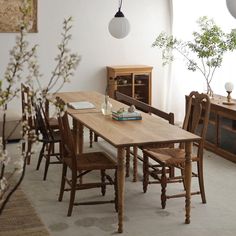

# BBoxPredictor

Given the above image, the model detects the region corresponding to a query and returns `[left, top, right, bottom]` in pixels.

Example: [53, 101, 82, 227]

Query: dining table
[56, 90, 201, 233]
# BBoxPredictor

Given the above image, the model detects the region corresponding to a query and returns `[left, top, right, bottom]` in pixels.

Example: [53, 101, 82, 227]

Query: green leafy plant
[152, 16, 236, 96]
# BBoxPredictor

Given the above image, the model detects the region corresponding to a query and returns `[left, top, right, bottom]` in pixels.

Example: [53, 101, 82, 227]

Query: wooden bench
[115, 91, 175, 181]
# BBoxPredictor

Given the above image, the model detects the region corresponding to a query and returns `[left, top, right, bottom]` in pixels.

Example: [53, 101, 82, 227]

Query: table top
[71, 111, 200, 148]
[58, 91, 200, 147]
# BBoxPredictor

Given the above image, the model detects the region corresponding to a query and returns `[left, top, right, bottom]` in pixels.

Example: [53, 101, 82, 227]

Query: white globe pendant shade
[226, 0, 236, 19]
[108, 16, 130, 39]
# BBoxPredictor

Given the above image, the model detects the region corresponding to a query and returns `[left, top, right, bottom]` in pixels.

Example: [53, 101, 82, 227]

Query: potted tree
[152, 16, 236, 97]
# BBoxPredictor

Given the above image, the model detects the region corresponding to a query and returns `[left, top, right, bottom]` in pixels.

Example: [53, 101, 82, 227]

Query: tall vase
[101, 95, 113, 115]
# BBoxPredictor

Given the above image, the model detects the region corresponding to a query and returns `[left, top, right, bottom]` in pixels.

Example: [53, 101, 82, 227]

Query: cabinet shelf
[134, 96, 145, 100]
[117, 84, 132, 87]
[107, 65, 152, 105]
[134, 84, 146, 86]
[208, 120, 216, 125]
[221, 124, 236, 133]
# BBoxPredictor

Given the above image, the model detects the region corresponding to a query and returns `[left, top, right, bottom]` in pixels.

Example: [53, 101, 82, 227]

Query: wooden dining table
[56, 91, 201, 233]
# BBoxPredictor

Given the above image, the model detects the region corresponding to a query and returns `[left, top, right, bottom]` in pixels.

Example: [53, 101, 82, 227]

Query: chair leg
[89, 130, 93, 148]
[59, 163, 67, 202]
[197, 160, 206, 203]
[114, 170, 118, 212]
[36, 143, 45, 170]
[79, 171, 83, 184]
[94, 133, 98, 142]
[143, 153, 149, 193]
[22, 140, 26, 154]
[181, 165, 187, 191]
[67, 173, 77, 216]
[101, 170, 106, 196]
[26, 140, 32, 165]
[169, 166, 175, 178]
[133, 146, 138, 182]
[125, 147, 130, 178]
[59, 141, 62, 162]
[43, 143, 53, 181]
[161, 166, 167, 209]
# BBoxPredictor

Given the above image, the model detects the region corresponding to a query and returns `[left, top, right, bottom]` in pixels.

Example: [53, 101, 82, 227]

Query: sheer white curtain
[166, 0, 236, 123]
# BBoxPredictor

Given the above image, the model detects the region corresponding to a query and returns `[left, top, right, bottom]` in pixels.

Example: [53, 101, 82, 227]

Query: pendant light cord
[119, 0, 123, 11]
[115, 0, 124, 17]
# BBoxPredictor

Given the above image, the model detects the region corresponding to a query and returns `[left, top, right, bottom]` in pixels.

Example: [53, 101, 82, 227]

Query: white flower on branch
[0, 177, 8, 192]
[14, 157, 24, 174]
[0, 139, 10, 165]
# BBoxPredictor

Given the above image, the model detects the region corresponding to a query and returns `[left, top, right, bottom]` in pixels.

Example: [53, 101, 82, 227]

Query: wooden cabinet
[196, 94, 236, 163]
[107, 65, 152, 105]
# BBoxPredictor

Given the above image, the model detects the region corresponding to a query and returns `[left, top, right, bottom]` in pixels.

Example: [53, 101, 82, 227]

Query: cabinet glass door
[134, 74, 149, 103]
[219, 116, 236, 154]
[116, 75, 132, 97]
[205, 111, 217, 144]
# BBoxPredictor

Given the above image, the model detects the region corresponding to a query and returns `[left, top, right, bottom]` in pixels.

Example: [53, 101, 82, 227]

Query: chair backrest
[56, 98, 77, 170]
[21, 83, 35, 133]
[115, 91, 174, 125]
[183, 91, 211, 153]
[34, 102, 54, 141]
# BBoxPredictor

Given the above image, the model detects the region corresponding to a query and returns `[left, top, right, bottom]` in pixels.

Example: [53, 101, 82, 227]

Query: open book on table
[68, 101, 95, 110]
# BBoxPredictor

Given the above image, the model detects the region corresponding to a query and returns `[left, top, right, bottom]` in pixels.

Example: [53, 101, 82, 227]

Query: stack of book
[112, 111, 142, 121]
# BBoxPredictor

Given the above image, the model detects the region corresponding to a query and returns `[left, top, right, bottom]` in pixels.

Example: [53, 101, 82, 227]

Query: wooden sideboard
[202, 94, 236, 163]
[107, 65, 152, 105]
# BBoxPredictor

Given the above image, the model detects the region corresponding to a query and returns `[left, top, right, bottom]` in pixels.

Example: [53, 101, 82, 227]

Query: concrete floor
[8, 131, 236, 236]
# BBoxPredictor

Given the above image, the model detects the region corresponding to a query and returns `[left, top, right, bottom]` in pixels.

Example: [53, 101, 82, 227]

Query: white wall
[0, 0, 171, 112]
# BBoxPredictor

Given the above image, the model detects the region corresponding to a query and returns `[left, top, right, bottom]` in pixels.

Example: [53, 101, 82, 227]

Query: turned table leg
[117, 147, 125, 233]
[78, 122, 84, 154]
[133, 146, 138, 182]
[184, 141, 192, 224]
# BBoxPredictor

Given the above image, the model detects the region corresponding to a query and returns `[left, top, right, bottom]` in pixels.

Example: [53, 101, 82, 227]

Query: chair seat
[39, 130, 61, 143]
[64, 152, 117, 171]
[143, 147, 198, 166]
[49, 117, 59, 129]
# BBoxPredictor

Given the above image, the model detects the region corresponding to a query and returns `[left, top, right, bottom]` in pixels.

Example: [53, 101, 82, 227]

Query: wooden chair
[21, 84, 60, 165]
[142, 91, 211, 209]
[35, 102, 62, 180]
[115, 91, 175, 182]
[57, 100, 118, 216]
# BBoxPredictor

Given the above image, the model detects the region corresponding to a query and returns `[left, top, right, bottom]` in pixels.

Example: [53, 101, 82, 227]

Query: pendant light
[226, 0, 236, 19]
[108, 0, 130, 39]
